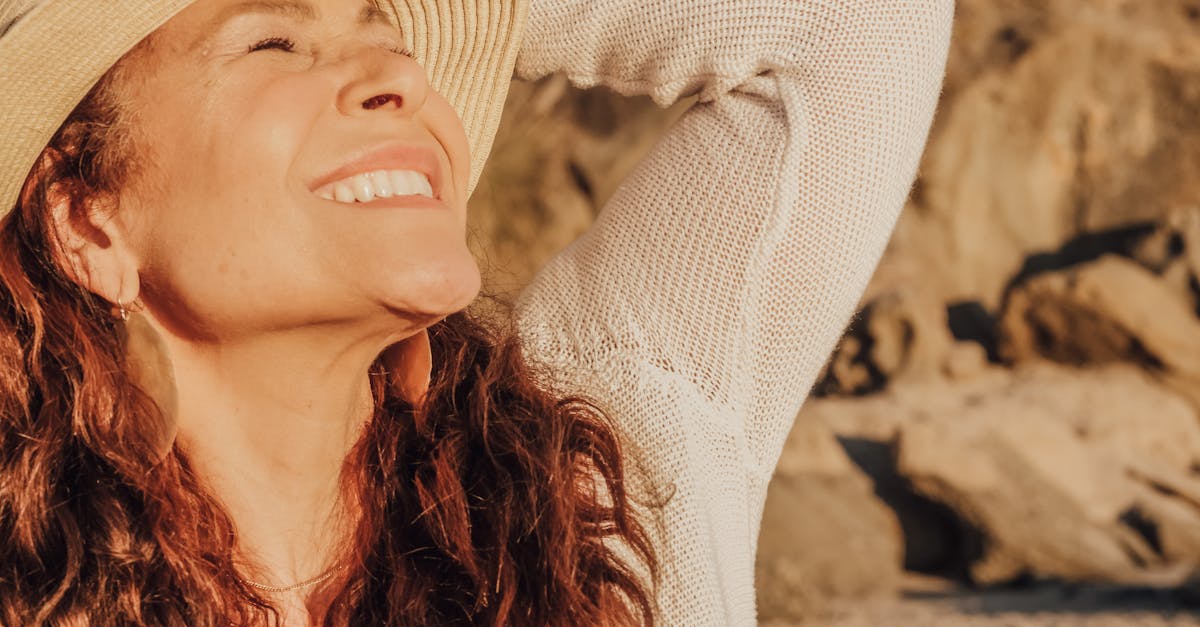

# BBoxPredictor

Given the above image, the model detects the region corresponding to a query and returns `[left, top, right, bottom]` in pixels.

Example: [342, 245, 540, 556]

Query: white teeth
[370, 171, 394, 198]
[333, 183, 356, 203]
[389, 170, 413, 196]
[317, 169, 435, 204]
[351, 173, 374, 202]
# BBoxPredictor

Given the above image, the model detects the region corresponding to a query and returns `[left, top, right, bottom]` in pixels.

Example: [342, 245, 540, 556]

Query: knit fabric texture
[511, 0, 955, 624]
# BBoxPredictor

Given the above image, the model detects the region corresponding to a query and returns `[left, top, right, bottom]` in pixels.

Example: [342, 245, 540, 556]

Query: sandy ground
[765, 576, 1200, 627]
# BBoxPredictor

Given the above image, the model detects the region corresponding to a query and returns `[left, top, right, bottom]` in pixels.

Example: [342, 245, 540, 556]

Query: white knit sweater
[512, 0, 955, 623]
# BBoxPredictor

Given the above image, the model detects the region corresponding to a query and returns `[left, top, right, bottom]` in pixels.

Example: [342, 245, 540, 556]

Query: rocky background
[467, 0, 1200, 624]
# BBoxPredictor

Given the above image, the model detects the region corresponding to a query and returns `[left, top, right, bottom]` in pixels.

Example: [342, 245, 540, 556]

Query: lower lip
[319, 194, 448, 210]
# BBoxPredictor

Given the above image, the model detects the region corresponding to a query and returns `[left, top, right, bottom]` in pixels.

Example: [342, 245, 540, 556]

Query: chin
[382, 258, 482, 321]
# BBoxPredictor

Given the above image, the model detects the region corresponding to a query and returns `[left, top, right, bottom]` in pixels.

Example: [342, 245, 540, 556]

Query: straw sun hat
[0, 0, 529, 217]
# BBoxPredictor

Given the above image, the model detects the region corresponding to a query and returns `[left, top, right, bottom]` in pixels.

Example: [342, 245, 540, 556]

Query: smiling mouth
[315, 169, 436, 204]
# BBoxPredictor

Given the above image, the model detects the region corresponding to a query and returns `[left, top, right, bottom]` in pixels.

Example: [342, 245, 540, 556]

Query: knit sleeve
[512, 0, 953, 483]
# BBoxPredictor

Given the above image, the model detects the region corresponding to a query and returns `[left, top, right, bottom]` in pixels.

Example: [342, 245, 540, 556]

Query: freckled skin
[74, 3, 483, 620]
[114, 0, 479, 342]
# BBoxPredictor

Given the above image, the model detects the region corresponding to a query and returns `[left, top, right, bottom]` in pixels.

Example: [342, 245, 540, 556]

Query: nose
[335, 44, 428, 118]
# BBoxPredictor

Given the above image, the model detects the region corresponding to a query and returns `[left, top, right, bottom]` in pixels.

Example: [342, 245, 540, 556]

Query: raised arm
[515, 0, 953, 474]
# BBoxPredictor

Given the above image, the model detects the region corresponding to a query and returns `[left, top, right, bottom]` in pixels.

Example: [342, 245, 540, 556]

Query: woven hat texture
[0, 0, 528, 217]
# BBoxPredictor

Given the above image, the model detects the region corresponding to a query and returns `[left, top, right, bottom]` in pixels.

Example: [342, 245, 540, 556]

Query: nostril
[362, 94, 401, 110]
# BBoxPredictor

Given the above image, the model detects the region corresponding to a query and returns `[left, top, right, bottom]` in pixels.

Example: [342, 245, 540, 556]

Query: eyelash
[248, 36, 296, 53]
[246, 36, 415, 58]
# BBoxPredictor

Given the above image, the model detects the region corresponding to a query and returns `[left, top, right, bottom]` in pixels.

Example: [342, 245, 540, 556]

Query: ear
[45, 181, 141, 307]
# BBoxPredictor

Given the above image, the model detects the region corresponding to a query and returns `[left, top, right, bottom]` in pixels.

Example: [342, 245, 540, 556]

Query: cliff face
[470, 0, 1200, 622]
[886, 0, 1200, 310]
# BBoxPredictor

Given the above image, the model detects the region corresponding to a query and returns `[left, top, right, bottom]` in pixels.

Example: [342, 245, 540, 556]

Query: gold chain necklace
[239, 565, 347, 594]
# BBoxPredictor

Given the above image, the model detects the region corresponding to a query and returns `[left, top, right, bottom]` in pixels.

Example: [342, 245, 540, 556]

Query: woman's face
[113, 0, 479, 339]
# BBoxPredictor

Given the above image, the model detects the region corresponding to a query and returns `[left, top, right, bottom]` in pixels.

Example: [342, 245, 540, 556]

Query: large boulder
[999, 254, 1200, 372]
[755, 419, 905, 622]
[810, 363, 1200, 586]
[816, 285, 986, 396]
[999, 253, 1200, 411]
[873, 0, 1200, 311]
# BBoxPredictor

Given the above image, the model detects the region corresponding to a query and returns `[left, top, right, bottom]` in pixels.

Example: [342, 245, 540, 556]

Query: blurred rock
[998, 254, 1200, 418]
[815, 286, 962, 396]
[804, 393, 992, 577]
[944, 341, 990, 380]
[877, 0, 1200, 311]
[1130, 206, 1200, 309]
[876, 363, 1200, 585]
[756, 420, 905, 622]
[999, 254, 1200, 372]
[1135, 486, 1200, 564]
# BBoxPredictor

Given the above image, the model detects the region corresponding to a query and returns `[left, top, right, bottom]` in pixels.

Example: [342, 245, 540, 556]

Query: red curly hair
[0, 30, 657, 626]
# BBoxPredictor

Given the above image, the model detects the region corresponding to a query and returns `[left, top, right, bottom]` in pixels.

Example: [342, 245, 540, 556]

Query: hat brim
[0, 0, 527, 216]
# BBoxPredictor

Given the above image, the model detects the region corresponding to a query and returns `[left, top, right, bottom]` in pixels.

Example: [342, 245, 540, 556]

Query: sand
[765, 577, 1200, 627]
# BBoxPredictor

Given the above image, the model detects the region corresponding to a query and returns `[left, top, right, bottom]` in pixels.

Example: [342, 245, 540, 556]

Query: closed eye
[382, 43, 416, 58]
[248, 36, 295, 53]
[247, 37, 412, 59]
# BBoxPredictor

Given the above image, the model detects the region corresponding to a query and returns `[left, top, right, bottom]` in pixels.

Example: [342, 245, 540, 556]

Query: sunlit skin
[49, 0, 478, 621]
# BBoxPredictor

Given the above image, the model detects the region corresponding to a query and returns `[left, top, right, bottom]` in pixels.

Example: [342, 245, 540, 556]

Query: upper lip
[307, 142, 446, 201]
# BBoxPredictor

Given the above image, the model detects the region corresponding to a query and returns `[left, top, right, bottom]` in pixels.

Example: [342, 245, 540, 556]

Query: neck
[166, 325, 390, 588]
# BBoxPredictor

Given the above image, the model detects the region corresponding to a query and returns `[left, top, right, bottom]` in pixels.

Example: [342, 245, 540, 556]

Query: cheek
[121, 65, 481, 330]
[123, 83, 328, 324]
[158, 74, 319, 254]
[424, 91, 472, 203]
[208, 74, 318, 193]
[134, 194, 326, 329]
[127, 68, 313, 231]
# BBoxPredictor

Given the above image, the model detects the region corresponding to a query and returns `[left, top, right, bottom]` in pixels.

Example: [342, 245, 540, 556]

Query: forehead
[118, 0, 400, 66]
[153, 0, 396, 48]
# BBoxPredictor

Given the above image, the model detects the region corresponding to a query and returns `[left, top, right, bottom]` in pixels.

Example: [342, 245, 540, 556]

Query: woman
[0, 0, 953, 624]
